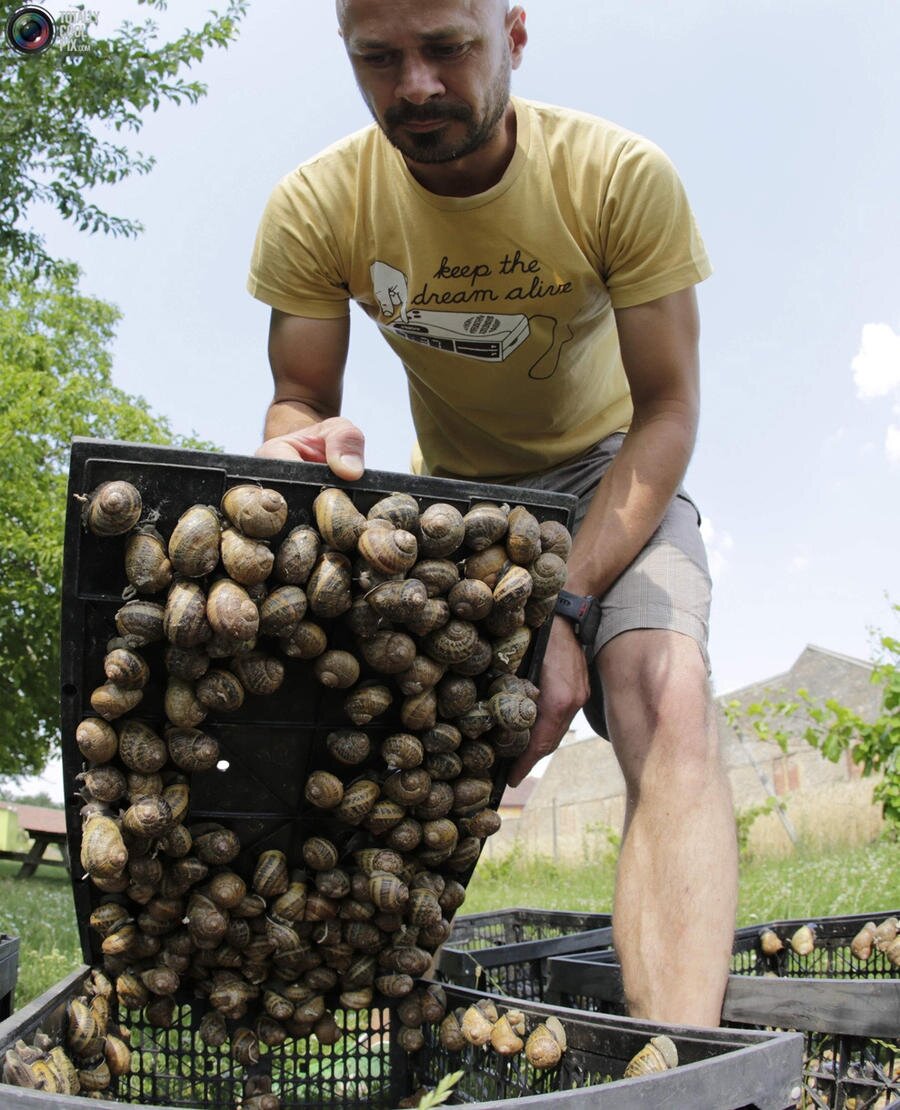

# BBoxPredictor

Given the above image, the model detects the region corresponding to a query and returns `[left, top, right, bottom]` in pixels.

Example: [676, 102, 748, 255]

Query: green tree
[0, 266, 214, 779]
[1, 0, 247, 276]
[725, 608, 900, 827]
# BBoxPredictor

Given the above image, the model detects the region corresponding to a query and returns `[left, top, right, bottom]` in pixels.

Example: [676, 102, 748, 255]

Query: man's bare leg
[600, 628, 737, 1027]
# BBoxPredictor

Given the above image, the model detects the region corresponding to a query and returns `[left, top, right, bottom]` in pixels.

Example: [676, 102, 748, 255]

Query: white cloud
[887, 425, 900, 466]
[790, 555, 810, 574]
[700, 517, 734, 582]
[852, 323, 900, 399]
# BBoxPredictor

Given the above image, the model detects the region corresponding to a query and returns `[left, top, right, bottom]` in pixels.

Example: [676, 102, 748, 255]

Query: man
[249, 0, 737, 1027]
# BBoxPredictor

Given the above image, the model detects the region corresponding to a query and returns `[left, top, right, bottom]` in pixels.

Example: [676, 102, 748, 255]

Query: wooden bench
[0, 804, 69, 878]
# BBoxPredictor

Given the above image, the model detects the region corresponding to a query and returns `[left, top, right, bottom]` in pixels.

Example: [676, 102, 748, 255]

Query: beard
[373, 63, 511, 165]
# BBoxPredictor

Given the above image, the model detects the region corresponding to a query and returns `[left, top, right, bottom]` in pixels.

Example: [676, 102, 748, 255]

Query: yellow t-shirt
[247, 97, 712, 481]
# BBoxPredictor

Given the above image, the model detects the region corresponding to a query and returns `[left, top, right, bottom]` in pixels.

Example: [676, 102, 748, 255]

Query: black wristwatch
[554, 589, 601, 649]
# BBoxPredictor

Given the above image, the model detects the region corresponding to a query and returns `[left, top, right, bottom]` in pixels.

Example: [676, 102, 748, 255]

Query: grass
[0, 836, 898, 1010]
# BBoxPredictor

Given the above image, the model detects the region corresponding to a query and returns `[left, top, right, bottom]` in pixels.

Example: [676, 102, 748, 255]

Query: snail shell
[354, 848, 405, 875]
[493, 564, 533, 611]
[425, 752, 463, 781]
[231, 651, 285, 696]
[302, 837, 339, 871]
[436, 675, 478, 718]
[83, 480, 143, 537]
[381, 732, 424, 770]
[345, 595, 383, 640]
[326, 729, 371, 765]
[335, 779, 380, 825]
[459, 739, 495, 774]
[272, 878, 309, 922]
[164, 676, 207, 728]
[385, 817, 423, 853]
[259, 584, 307, 637]
[367, 492, 420, 530]
[489, 691, 538, 732]
[399, 689, 438, 732]
[221, 484, 288, 539]
[446, 836, 482, 872]
[411, 558, 460, 597]
[344, 684, 392, 726]
[529, 551, 568, 599]
[873, 917, 898, 950]
[76, 717, 118, 763]
[455, 700, 494, 739]
[122, 795, 174, 838]
[168, 504, 221, 578]
[423, 619, 478, 664]
[124, 526, 172, 594]
[505, 505, 542, 565]
[491, 727, 531, 758]
[461, 1003, 494, 1047]
[790, 924, 816, 956]
[382, 945, 431, 977]
[376, 973, 415, 999]
[220, 527, 274, 586]
[280, 620, 327, 659]
[314, 487, 366, 551]
[78, 763, 127, 808]
[195, 668, 245, 712]
[463, 502, 509, 552]
[366, 577, 428, 622]
[315, 868, 351, 900]
[231, 1027, 260, 1066]
[439, 1010, 466, 1051]
[313, 649, 360, 689]
[164, 579, 211, 648]
[89, 682, 142, 721]
[447, 578, 493, 621]
[103, 647, 149, 689]
[418, 503, 466, 557]
[78, 1058, 112, 1093]
[438, 878, 467, 915]
[141, 966, 180, 996]
[104, 1035, 132, 1078]
[850, 921, 877, 960]
[405, 597, 451, 637]
[193, 825, 241, 865]
[524, 594, 557, 628]
[362, 799, 406, 834]
[369, 871, 409, 912]
[80, 812, 128, 879]
[198, 1009, 228, 1047]
[758, 928, 783, 957]
[305, 770, 345, 810]
[90, 902, 131, 937]
[207, 870, 247, 910]
[274, 525, 321, 584]
[358, 523, 418, 575]
[118, 721, 167, 773]
[253, 849, 290, 896]
[540, 519, 573, 559]
[306, 551, 353, 618]
[339, 988, 374, 1011]
[206, 578, 260, 642]
[114, 599, 165, 646]
[421, 723, 462, 755]
[491, 1013, 525, 1056]
[256, 1015, 288, 1049]
[360, 630, 418, 674]
[623, 1033, 677, 1077]
[422, 818, 458, 854]
[491, 626, 531, 674]
[463, 543, 507, 589]
[383, 768, 433, 807]
[160, 823, 192, 858]
[461, 808, 502, 839]
[163, 644, 210, 681]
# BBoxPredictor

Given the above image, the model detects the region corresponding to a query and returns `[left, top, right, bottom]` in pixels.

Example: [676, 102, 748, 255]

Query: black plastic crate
[0, 969, 804, 1108]
[545, 910, 900, 1110]
[436, 909, 613, 999]
[61, 438, 576, 968]
[0, 934, 19, 1021]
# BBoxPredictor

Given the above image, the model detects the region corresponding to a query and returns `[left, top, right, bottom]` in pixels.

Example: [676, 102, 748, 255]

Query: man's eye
[428, 43, 468, 59]
[361, 53, 394, 67]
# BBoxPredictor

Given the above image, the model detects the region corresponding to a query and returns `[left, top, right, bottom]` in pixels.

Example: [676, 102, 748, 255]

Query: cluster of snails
[1, 970, 130, 1097]
[758, 916, 900, 966]
[437, 998, 568, 1069]
[68, 476, 572, 1077]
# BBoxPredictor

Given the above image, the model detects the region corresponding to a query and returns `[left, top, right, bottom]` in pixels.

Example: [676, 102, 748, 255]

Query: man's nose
[395, 54, 445, 103]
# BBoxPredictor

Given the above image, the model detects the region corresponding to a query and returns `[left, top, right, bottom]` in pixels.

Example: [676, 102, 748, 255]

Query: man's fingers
[256, 418, 365, 479]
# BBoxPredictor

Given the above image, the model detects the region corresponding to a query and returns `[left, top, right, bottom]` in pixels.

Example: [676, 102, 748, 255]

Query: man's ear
[508, 6, 527, 70]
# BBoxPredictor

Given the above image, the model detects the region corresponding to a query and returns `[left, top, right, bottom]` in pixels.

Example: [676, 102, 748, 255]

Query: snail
[114, 598, 165, 646]
[463, 502, 509, 551]
[124, 525, 172, 594]
[344, 683, 392, 726]
[220, 526, 274, 586]
[81, 480, 143, 537]
[623, 1033, 678, 1077]
[258, 584, 307, 637]
[314, 487, 366, 550]
[525, 1016, 568, 1070]
[274, 525, 321, 584]
[540, 518, 573, 559]
[505, 505, 542, 564]
[326, 728, 371, 765]
[358, 522, 418, 575]
[367, 491, 420, 530]
[206, 578, 260, 642]
[313, 649, 360, 689]
[221, 484, 288, 539]
[412, 558, 460, 597]
[418, 503, 465, 557]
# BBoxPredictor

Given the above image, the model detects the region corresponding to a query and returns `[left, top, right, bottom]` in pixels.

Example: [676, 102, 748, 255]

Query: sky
[9, 0, 900, 798]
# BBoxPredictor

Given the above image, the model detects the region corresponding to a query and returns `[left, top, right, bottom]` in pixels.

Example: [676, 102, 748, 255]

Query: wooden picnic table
[0, 804, 69, 878]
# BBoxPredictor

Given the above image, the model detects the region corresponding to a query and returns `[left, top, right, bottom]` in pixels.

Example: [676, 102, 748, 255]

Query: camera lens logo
[6, 6, 55, 54]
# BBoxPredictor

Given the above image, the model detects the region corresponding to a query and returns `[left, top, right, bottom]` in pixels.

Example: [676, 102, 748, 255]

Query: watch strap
[554, 589, 601, 648]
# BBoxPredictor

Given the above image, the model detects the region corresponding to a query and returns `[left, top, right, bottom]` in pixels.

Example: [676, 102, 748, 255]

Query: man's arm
[257, 308, 366, 480]
[507, 285, 702, 785]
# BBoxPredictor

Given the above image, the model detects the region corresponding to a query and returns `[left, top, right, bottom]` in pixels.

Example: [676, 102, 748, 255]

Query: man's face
[339, 0, 525, 165]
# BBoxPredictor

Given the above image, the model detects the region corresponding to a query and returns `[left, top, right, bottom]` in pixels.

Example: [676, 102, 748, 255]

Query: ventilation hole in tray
[62, 683, 78, 697]
[216, 759, 230, 771]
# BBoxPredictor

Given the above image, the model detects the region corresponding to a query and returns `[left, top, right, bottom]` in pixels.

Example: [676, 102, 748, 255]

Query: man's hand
[256, 416, 366, 481]
[507, 619, 591, 787]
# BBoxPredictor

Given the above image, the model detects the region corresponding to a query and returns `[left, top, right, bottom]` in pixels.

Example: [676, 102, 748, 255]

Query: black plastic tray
[0, 934, 18, 1022]
[61, 438, 577, 971]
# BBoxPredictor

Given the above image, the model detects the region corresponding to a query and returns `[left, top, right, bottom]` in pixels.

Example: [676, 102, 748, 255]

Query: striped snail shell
[384, 817, 423, 853]
[274, 525, 321, 585]
[482, 605, 525, 638]
[305, 770, 345, 810]
[231, 651, 285, 696]
[360, 630, 418, 674]
[344, 684, 392, 727]
[121, 795, 174, 838]
[103, 647, 149, 689]
[83, 480, 143, 537]
[367, 492, 420, 531]
[221, 484, 288, 539]
[89, 682, 142, 721]
[423, 619, 478, 664]
[345, 595, 383, 640]
[326, 728, 371, 765]
[383, 768, 432, 806]
[193, 825, 241, 865]
[369, 871, 409, 912]
[397, 655, 446, 696]
[253, 849, 290, 896]
[463, 543, 507, 589]
[529, 551, 568, 599]
[524, 593, 557, 628]
[343, 954, 378, 990]
[450, 636, 492, 678]
[463, 502, 509, 551]
[414, 781, 455, 821]
[164, 643, 210, 681]
[362, 799, 407, 834]
[381, 732, 424, 770]
[313, 649, 360, 689]
[114, 598, 165, 646]
[425, 752, 464, 781]
[124, 526, 172, 594]
[231, 1027, 260, 1066]
[259, 584, 307, 637]
[539, 519, 573, 559]
[461, 808, 502, 839]
[404, 597, 451, 636]
[306, 551, 353, 618]
[257, 1015, 289, 1048]
[76, 716, 118, 763]
[459, 739, 495, 773]
[505, 505, 542, 565]
[164, 676, 207, 728]
[376, 973, 415, 999]
[358, 522, 418, 575]
[168, 504, 221, 578]
[623, 1034, 676, 1077]
[335, 779, 381, 824]
[421, 722, 462, 754]
[408, 889, 443, 927]
[446, 836, 483, 872]
[417, 503, 465, 557]
[339, 988, 374, 1011]
[438, 878, 467, 915]
[271, 877, 309, 922]
[314, 487, 366, 551]
[118, 720, 167, 773]
[422, 818, 458, 855]
[78, 765, 127, 804]
[80, 812, 128, 879]
[162, 780, 190, 825]
[365, 577, 428, 621]
[206, 578, 260, 642]
[493, 564, 534, 612]
[491, 626, 532, 674]
[411, 558, 460, 597]
[195, 668, 245, 713]
[140, 966, 180, 997]
[302, 836, 339, 872]
[198, 1009, 228, 1047]
[207, 870, 247, 910]
[447, 578, 493, 621]
[436, 675, 478, 718]
[164, 579, 212, 648]
[220, 526, 274, 586]
[354, 848, 405, 875]
[399, 689, 438, 732]
[489, 691, 538, 731]
[315, 868, 351, 900]
[90, 902, 131, 938]
[280, 619, 327, 659]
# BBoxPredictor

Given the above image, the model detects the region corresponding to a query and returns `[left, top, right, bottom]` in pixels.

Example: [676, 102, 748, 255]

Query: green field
[1, 834, 897, 1010]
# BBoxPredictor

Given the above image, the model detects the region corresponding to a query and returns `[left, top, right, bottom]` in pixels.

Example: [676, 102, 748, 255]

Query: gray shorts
[508, 433, 712, 733]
